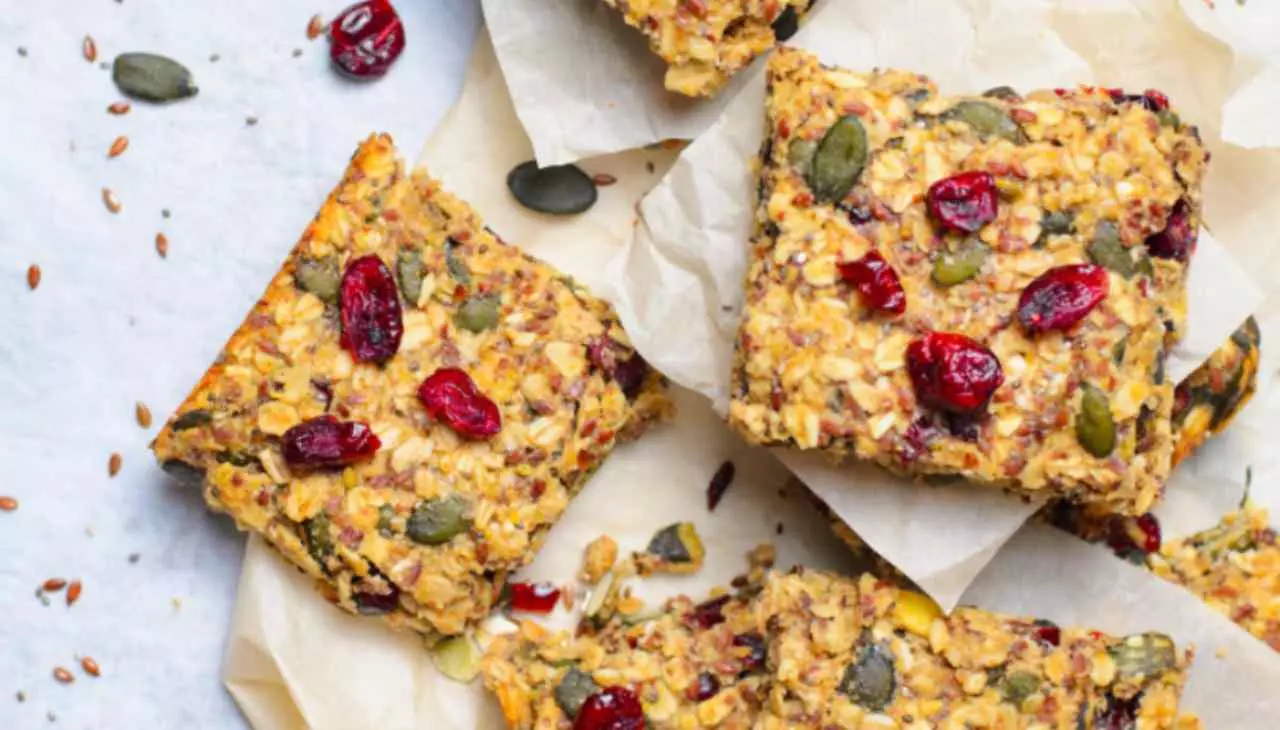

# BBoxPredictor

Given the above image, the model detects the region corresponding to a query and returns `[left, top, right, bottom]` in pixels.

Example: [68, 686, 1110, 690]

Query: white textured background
[0, 1, 481, 727]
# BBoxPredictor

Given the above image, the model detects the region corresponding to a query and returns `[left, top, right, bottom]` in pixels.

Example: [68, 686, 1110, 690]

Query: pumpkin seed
[1156, 109, 1181, 128]
[1109, 633, 1177, 682]
[584, 571, 621, 626]
[376, 504, 396, 536]
[1112, 339, 1127, 366]
[1231, 316, 1260, 350]
[1035, 210, 1075, 247]
[507, 161, 598, 215]
[808, 115, 868, 204]
[112, 52, 198, 102]
[939, 101, 1024, 143]
[982, 85, 1022, 102]
[160, 459, 204, 488]
[303, 514, 334, 568]
[932, 239, 988, 286]
[554, 668, 599, 718]
[770, 5, 800, 41]
[407, 495, 470, 545]
[1087, 222, 1141, 279]
[171, 409, 213, 431]
[444, 238, 472, 285]
[431, 635, 482, 683]
[455, 296, 500, 333]
[838, 644, 896, 711]
[1188, 516, 1256, 558]
[395, 249, 424, 305]
[646, 522, 706, 567]
[214, 451, 255, 467]
[787, 139, 818, 176]
[1000, 671, 1041, 705]
[1075, 384, 1116, 457]
[295, 256, 340, 304]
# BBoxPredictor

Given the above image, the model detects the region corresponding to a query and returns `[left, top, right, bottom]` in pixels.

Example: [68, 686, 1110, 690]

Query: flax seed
[108, 452, 122, 477]
[0, 496, 17, 511]
[307, 14, 326, 40]
[82, 35, 97, 63]
[135, 402, 152, 428]
[43, 578, 67, 592]
[80, 657, 100, 677]
[66, 580, 82, 606]
[52, 667, 73, 684]
[591, 173, 618, 187]
[107, 136, 128, 158]
[155, 232, 169, 258]
[107, 101, 131, 115]
[102, 188, 121, 214]
[27, 264, 40, 290]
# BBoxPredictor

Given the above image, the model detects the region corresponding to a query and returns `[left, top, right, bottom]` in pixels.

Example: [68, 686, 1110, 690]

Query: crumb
[128, 552, 140, 564]
[47, 711, 56, 723]
[245, 116, 259, 126]
[1215, 646, 1229, 659]
[209, 53, 220, 63]
[292, 48, 303, 58]
[560, 585, 576, 611]
[16, 691, 25, 702]
[645, 161, 655, 174]
[161, 209, 171, 219]
[17, 47, 27, 57]
[775, 521, 784, 535]
[171, 597, 182, 611]
[580, 535, 618, 585]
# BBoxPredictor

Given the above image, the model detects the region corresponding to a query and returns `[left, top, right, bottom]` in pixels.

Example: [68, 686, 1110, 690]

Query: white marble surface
[0, 1, 480, 727]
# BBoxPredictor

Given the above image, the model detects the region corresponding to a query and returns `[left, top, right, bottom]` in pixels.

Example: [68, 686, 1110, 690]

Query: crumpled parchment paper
[604, 0, 1269, 609]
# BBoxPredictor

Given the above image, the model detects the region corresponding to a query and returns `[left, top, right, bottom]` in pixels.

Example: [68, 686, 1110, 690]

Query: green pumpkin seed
[161, 459, 204, 488]
[1000, 671, 1041, 705]
[431, 635, 482, 683]
[112, 52, 198, 102]
[808, 115, 869, 204]
[837, 644, 896, 711]
[932, 239, 988, 286]
[396, 249, 424, 305]
[1188, 517, 1256, 558]
[1112, 339, 1128, 366]
[1231, 316, 1261, 350]
[445, 238, 472, 285]
[406, 495, 470, 545]
[982, 85, 1022, 102]
[1087, 222, 1140, 279]
[1109, 633, 1177, 682]
[1075, 384, 1117, 457]
[939, 101, 1024, 143]
[1156, 109, 1181, 128]
[1035, 210, 1075, 248]
[304, 514, 334, 567]
[214, 451, 255, 467]
[507, 161, 598, 215]
[554, 668, 599, 718]
[787, 139, 818, 176]
[295, 256, 340, 304]
[171, 409, 213, 431]
[455, 296, 500, 333]
[646, 522, 705, 564]
[376, 504, 396, 536]
[584, 572, 621, 626]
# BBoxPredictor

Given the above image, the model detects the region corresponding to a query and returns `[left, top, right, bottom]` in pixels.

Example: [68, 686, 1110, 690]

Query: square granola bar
[151, 135, 670, 640]
[729, 48, 1208, 515]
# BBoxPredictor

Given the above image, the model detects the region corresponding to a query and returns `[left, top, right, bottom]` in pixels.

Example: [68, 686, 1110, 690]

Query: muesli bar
[601, 0, 814, 97]
[730, 47, 1208, 515]
[151, 135, 670, 640]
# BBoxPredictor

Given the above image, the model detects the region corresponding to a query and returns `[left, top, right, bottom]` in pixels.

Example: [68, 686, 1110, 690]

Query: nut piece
[580, 535, 618, 585]
[135, 402, 153, 429]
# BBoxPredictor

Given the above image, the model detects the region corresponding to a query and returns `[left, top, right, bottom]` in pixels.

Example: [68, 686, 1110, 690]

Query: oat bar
[602, 0, 814, 97]
[151, 135, 670, 640]
[730, 48, 1208, 515]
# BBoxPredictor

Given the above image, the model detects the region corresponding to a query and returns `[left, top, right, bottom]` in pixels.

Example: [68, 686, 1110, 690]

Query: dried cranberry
[927, 171, 998, 233]
[686, 672, 721, 702]
[1017, 264, 1109, 334]
[1031, 620, 1061, 648]
[837, 251, 906, 315]
[1106, 513, 1161, 562]
[328, 0, 405, 79]
[687, 595, 731, 630]
[353, 582, 400, 615]
[906, 332, 1004, 416]
[574, 686, 646, 730]
[1172, 382, 1192, 419]
[587, 338, 648, 399]
[1145, 199, 1196, 262]
[733, 633, 767, 674]
[281, 415, 381, 468]
[1137, 513, 1162, 553]
[1096, 694, 1140, 730]
[508, 581, 560, 614]
[1108, 88, 1169, 112]
[418, 368, 502, 439]
[944, 412, 981, 441]
[899, 417, 939, 463]
[340, 254, 404, 364]
[706, 460, 736, 511]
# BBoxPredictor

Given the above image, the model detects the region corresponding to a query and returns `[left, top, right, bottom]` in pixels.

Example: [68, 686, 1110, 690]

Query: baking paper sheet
[605, 0, 1269, 609]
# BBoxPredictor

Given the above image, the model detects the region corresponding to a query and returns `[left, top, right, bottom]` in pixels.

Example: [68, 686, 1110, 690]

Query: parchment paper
[604, 0, 1270, 608]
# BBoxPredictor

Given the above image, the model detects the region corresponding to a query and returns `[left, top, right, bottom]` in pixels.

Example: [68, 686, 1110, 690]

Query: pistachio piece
[395, 249, 424, 305]
[787, 139, 818, 176]
[406, 495, 470, 545]
[1076, 384, 1117, 457]
[455, 296, 500, 333]
[808, 115, 869, 204]
[554, 667, 599, 718]
[646, 522, 706, 571]
[939, 101, 1024, 143]
[430, 635, 482, 683]
[1109, 633, 1177, 682]
[838, 644, 896, 711]
[507, 161, 598, 216]
[295, 256, 340, 304]
[932, 239, 988, 286]
[112, 52, 198, 102]
[1000, 671, 1041, 705]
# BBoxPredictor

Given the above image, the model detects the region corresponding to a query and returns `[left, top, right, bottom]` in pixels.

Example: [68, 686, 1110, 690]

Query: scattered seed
[155, 232, 169, 258]
[127, 552, 140, 563]
[42, 578, 67, 592]
[66, 581, 82, 606]
[107, 101, 131, 115]
[107, 135, 129, 158]
[135, 402, 153, 428]
[35, 589, 51, 607]
[52, 668, 73, 685]
[209, 53, 220, 63]
[16, 691, 25, 702]
[102, 188, 121, 213]
[506, 161, 598, 215]
[591, 173, 618, 187]
[17, 46, 28, 57]
[27, 264, 41, 290]
[706, 460, 736, 511]
[0, 496, 17, 511]
[82, 35, 97, 62]
[292, 48, 303, 58]
[113, 52, 199, 102]
[245, 116, 259, 126]
[161, 208, 171, 219]
[306, 14, 326, 39]
[776, 522, 784, 535]
[108, 452, 123, 477]
[645, 161, 655, 174]
[80, 657, 99, 677]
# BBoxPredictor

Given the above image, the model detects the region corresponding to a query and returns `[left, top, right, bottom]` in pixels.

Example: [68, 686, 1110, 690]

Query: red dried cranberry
[837, 251, 906, 315]
[1172, 382, 1192, 419]
[687, 595, 731, 630]
[733, 633, 767, 674]
[927, 171, 997, 234]
[328, 0, 405, 79]
[418, 368, 502, 439]
[587, 338, 648, 399]
[1145, 199, 1196, 262]
[574, 686, 646, 730]
[1096, 694, 1140, 730]
[906, 332, 1004, 416]
[899, 417, 939, 463]
[1031, 621, 1061, 648]
[706, 460, 736, 512]
[1136, 513, 1162, 554]
[353, 582, 400, 615]
[1106, 513, 1161, 562]
[508, 581, 560, 614]
[1017, 264, 1109, 334]
[340, 254, 404, 363]
[281, 415, 381, 468]
[686, 672, 721, 702]
[1109, 88, 1170, 113]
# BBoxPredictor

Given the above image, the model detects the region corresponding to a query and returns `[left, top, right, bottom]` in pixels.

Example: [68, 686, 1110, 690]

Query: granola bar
[730, 47, 1208, 515]
[602, 0, 814, 97]
[151, 135, 670, 640]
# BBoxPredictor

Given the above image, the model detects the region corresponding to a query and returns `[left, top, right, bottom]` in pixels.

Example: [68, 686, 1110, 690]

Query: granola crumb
[580, 534, 618, 585]
[1215, 646, 1229, 659]
[171, 597, 182, 611]
[307, 14, 326, 40]
[560, 585, 576, 611]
